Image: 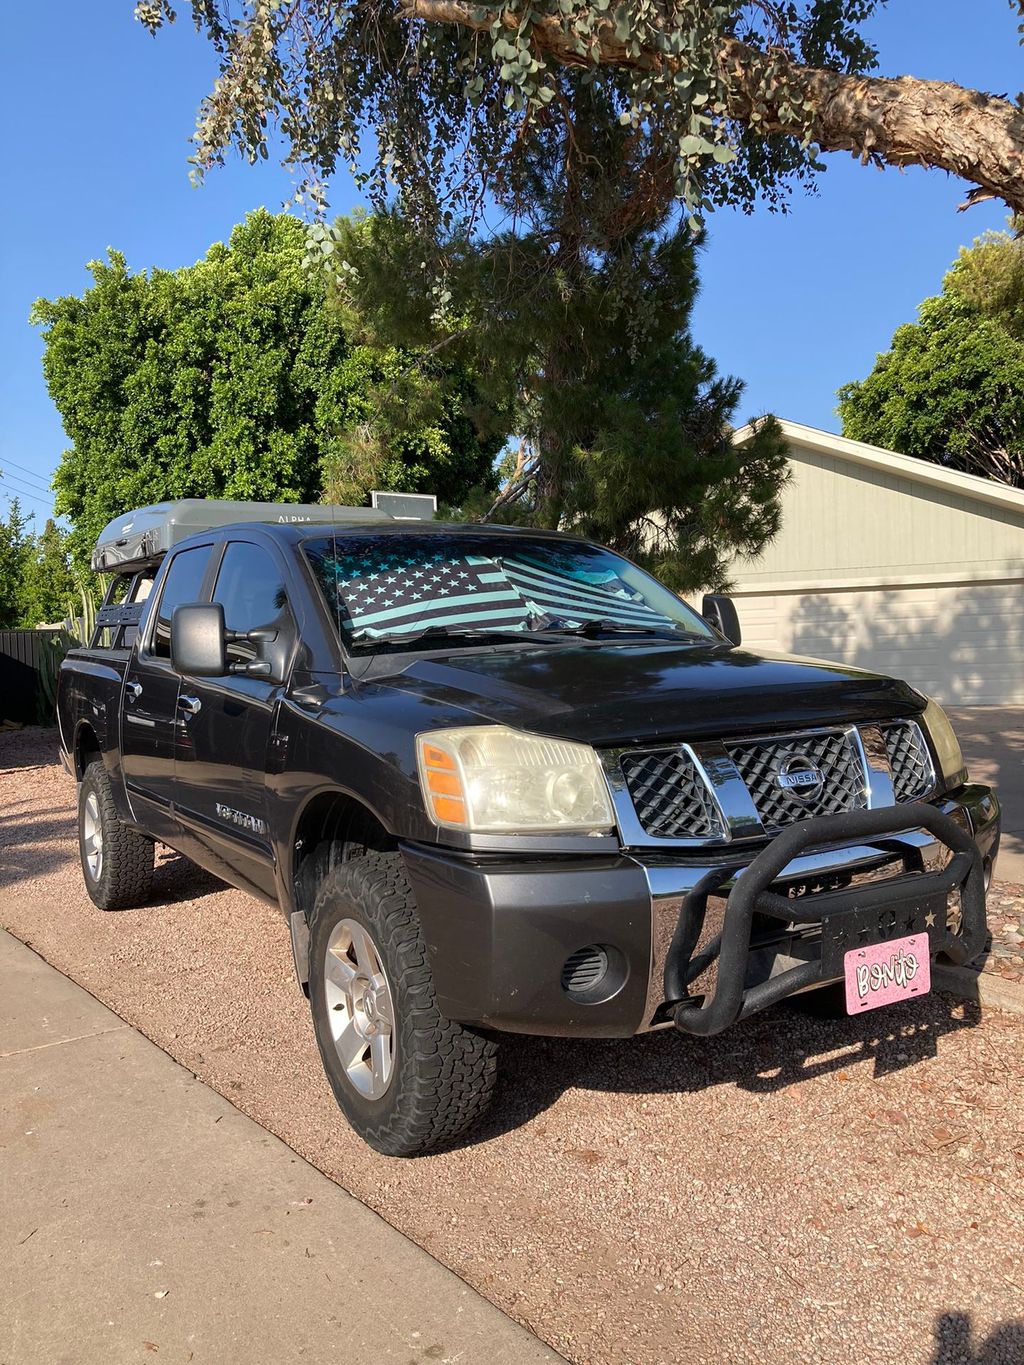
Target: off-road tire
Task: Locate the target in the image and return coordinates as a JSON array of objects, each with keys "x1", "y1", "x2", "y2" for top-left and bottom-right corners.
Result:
[
  {"x1": 78, "y1": 760, "x2": 154, "y2": 910},
  {"x1": 308, "y1": 851, "x2": 498, "y2": 1157}
]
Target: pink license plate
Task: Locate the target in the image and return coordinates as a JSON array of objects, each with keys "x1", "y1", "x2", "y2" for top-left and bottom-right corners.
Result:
[{"x1": 844, "y1": 932, "x2": 931, "y2": 1014}]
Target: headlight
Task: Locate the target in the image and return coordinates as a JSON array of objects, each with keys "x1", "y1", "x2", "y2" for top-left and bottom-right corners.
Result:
[
  {"x1": 417, "y1": 726, "x2": 615, "y2": 833},
  {"x1": 921, "y1": 698, "x2": 968, "y2": 789}
]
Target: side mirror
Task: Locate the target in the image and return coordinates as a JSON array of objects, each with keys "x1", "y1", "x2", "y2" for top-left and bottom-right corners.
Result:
[
  {"x1": 702, "y1": 593, "x2": 742, "y2": 647},
  {"x1": 171, "y1": 603, "x2": 227, "y2": 676}
]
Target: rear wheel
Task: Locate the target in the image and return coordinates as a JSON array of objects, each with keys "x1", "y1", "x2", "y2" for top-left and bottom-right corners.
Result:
[
  {"x1": 78, "y1": 760, "x2": 154, "y2": 910},
  {"x1": 308, "y1": 851, "x2": 498, "y2": 1156}
]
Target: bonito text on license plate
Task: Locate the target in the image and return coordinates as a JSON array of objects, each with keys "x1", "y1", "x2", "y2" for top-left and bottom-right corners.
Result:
[{"x1": 844, "y1": 932, "x2": 931, "y2": 1014}]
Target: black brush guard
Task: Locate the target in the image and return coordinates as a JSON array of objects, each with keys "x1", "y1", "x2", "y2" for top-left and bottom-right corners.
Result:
[{"x1": 668, "y1": 803, "x2": 986, "y2": 1037}]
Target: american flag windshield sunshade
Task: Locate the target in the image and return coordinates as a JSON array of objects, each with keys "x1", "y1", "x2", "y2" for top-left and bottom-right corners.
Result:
[
  {"x1": 500, "y1": 556, "x2": 667, "y2": 630},
  {"x1": 327, "y1": 548, "x2": 531, "y2": 640},
  {"x1": 304, "y1": 537, "x2": 678, "y2": 644}
]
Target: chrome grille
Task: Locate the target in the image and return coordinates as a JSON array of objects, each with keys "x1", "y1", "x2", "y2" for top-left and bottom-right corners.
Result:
[
  {"x1": 621, "y1": 749, "x2": 725, "y2": 841},
  {"x1": 618, "y1": 720, "x2": 937, "y2": 844},
  {"x1": 726, "y1": 730, "x2": 867, "y2": 831},
  {"x1": 880, "y1": 720, "x2": 934, "y2": 802}
]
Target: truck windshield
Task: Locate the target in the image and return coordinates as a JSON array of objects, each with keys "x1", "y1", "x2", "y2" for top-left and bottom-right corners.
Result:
[{"x1": 304, "y1": 532, "x2": 717, "y2": 653}]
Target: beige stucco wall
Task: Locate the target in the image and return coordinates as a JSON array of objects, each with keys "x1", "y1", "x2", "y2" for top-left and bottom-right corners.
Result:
[
  {"x1": 731, "y1": 439, "x2": 1024, "y2": 591},
  {"x1": 721, "y1": 426, "x2": 1024, "y2": 704}
]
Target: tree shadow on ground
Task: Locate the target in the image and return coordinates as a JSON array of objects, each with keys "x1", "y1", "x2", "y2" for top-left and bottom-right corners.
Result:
[
  {"x1": 463, "y1": 992, "x2": 982, "y2": 1148},
  {"x1": 931, "y1": 1311, "x2": 1024, "y2": 1364},
  {"x1": 0, "y1": 809, "x2": 79, "y2": 891},
  {"x1": 0, "y1": 804, "x2": 226, "y2": 907},
  {"x1": 0, "y1": 726, "x2": 62, "y2": 772}
]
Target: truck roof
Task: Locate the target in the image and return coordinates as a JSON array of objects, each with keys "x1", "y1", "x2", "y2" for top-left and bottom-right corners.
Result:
[{"x1": 91, "y1": 499, "x2": 394, "y2": 573}]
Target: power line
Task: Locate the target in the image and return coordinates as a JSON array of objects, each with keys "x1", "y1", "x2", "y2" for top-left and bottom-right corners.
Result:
[
  {"x1": 0, "y1": 469, "x2": 53, "y2": 498},
  {"x1": 0, "y1": 475, "x2": 54, "y2": 507},
  {"x1": 0, "y1": 456, "x2": 53, "y2": 493},
  {"x1": 0, "y1": 475, "x2": 56, "y2": 512}
]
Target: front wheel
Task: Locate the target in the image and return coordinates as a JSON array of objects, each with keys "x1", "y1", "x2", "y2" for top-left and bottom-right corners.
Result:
[{"x1": 308, "y1": 852, "x2": 498, "y2": 1157}]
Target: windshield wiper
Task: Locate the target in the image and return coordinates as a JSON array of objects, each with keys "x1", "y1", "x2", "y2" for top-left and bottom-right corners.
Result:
[
  {"x1": 353, "y1": 624, "x2": 561, "y2": 648},
  {"x1": 540, "y1": 619, "x2": 703, "y2": 640}
]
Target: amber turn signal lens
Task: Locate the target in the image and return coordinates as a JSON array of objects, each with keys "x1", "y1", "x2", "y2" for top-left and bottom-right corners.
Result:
[
  {"x1": 426, "y1": 770, "x2": 462, "y2": 796},
  {"x1": 419, "y1": 737, "x2": 468, "y2": 825},
  {"x1": 430, "y1": 795, "x2": 466, "y2": 824}
]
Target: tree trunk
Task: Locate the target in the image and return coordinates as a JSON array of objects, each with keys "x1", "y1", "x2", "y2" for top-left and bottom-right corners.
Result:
[{"x1": 398, "y1": 0, "x2": 1024, "y2": 217}]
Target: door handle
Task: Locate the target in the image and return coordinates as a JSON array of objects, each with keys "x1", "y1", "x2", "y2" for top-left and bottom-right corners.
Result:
[
  {"x1": 125, "y1": 681, "x2": 142, "y2": 703},
  {"x1": 178, "y1": 694, "x2": 202, "y2": 718}
]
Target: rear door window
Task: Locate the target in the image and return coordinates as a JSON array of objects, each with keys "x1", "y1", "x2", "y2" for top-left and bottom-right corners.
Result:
[{"x1": 150, "y1": 545, "x2": 214, "y2": 659}]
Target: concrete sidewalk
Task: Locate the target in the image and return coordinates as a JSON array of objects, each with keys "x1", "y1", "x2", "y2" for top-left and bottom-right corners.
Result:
[{"x1": 0, "y1": 930, "x2": 561, "y2": 1365}]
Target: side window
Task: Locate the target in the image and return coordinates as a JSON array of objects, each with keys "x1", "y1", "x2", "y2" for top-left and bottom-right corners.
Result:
[
  {"x1": 150, "y1": 545, "x2": 213, "y2": 659},
  {"x1": 212, "y1": 541, "x2": 290, "y2": 664}
]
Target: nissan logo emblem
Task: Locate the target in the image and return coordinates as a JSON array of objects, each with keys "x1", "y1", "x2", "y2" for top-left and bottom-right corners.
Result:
[{"x1": 775, "y1": 755, "x2": 825, "y2": 801}]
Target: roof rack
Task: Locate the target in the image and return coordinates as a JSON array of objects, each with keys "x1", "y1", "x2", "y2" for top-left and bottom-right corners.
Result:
[{"x1": 91, "y1": 499, "x2": 395, "y2": 573}]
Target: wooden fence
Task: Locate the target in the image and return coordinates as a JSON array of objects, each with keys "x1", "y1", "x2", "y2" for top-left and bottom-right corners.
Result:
[{"x1": 0, "y1": 629, "x2": 64, "y2": 725}]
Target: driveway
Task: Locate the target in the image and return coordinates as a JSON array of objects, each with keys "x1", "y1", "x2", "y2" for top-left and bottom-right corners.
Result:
[
  {"x1": 3, "y1": 726, "x2": 1024, "y2": 1365},
  {"x1": 948, "y1": 707, "x2": 1024, "y2": 882}
]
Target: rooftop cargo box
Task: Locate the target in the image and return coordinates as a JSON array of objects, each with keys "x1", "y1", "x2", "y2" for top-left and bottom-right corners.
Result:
[{"x1": 91, "y1": 499, "x2": 395, "y2": 573}]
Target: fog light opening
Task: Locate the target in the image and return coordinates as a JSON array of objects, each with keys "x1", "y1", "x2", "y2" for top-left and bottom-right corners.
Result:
[{"x1": 561, "y1": 944, "x2": 627, "y2": 1004}]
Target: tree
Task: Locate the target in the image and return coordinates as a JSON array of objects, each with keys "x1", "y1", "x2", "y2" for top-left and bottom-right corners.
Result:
[
  {"x1": 838, "y1": 229, "x2": 1024, "y2": 488},
  {"x1": 138, "y1": 2, "x2": 1024, "y2": 229},
  {"x1": 133, "y1": 2, "x2": 1024, "y2": 585},
  {"x1": 945, "y1": 226, "x2": 1024, "y2": 339},
  {"x1": 0, "y1": 499, "x2": 31, "y2": 630},
  {"x1": 337, "y1": 188, "x2": 787, "y2": 589},
  {"x1": 0, "y1": 502, "x2": 78, "y2": 629},
  {"x1": 31, "y1": 211, "x2": 503, "y2": 568},
  {"x1": 18, "y1": 520, "x2": 78, "y2": 627}
]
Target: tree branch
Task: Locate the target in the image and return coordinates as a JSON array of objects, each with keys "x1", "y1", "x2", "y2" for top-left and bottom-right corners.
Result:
[
  {"x1": 480, "y1": 446, "x2": 540, "y2": 521},
  {"x1": 398, "y1": 0, "x2": 1024, "y2": 216}
]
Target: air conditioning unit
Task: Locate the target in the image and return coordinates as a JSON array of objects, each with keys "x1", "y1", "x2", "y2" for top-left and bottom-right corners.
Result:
[{"x1": 370, "y1": 491, "x2": 437, "y2": 520}]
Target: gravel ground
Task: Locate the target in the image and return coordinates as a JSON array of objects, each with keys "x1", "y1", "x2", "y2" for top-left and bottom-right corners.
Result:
[
  {"x1": 983, "y1": 885, "x2": 1024, "y2": 983},
  {"x1": 3, "y1": 726, "x2": 1024, "y2": 1365}
]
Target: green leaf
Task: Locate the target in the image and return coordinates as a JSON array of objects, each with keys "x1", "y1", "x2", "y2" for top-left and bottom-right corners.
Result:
[{"x1": 677, "y1": 134, "x2": 708, "y2": 156}]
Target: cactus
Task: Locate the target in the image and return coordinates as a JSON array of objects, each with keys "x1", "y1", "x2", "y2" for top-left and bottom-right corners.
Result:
[
  {"x1": 35, "y1": 629, "x2": 71, "y2": 725},
  {"x1": 35, "y1": 580, "x2": 101, "y2": 724},
  {"x1": 62, "y1": 579, "x2": 99, "y2": 646}
]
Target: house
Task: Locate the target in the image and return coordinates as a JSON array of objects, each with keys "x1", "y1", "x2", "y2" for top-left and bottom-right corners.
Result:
[{"x1": 727, "y1": 419, "x2": 1024, "y2": 706}]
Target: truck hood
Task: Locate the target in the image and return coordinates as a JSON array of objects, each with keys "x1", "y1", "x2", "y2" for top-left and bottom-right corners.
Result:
[{"x1": 379, "y1": 640, "x2": 926, "y2": 747}]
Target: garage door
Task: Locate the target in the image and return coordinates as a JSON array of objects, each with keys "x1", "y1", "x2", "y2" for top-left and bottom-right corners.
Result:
[{"x1": 731, "y1": 579, "x2": 1024, "y2": 706}]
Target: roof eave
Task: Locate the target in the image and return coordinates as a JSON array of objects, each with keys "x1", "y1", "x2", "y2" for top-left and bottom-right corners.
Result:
[{"x1": 734, "y1": 418, "x2": 1024, "y2": 516}]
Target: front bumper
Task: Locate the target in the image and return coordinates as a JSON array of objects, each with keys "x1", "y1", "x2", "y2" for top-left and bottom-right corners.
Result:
[{"x1": 401, "y1": 783, "x2": 1000, "y2": 1038}]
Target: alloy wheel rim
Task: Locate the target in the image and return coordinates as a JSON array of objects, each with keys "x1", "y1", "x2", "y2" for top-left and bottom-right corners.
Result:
[
  {"x1": 82, "y1": 791, "x2": 103, "y2": 881},
  {"x1": 323, "y1": 918, "x2": 396, "y2": 1100}
]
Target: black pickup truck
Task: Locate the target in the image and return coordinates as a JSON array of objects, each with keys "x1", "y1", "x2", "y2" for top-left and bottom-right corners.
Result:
[{"x1": 58, "y1": 499, "x2": 1000, "y2": 1155}]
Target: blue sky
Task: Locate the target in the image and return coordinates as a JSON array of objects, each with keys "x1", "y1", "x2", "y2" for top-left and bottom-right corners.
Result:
[{"x1": 1, "y1": 1, "x2": 1020, "y2": 524}]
